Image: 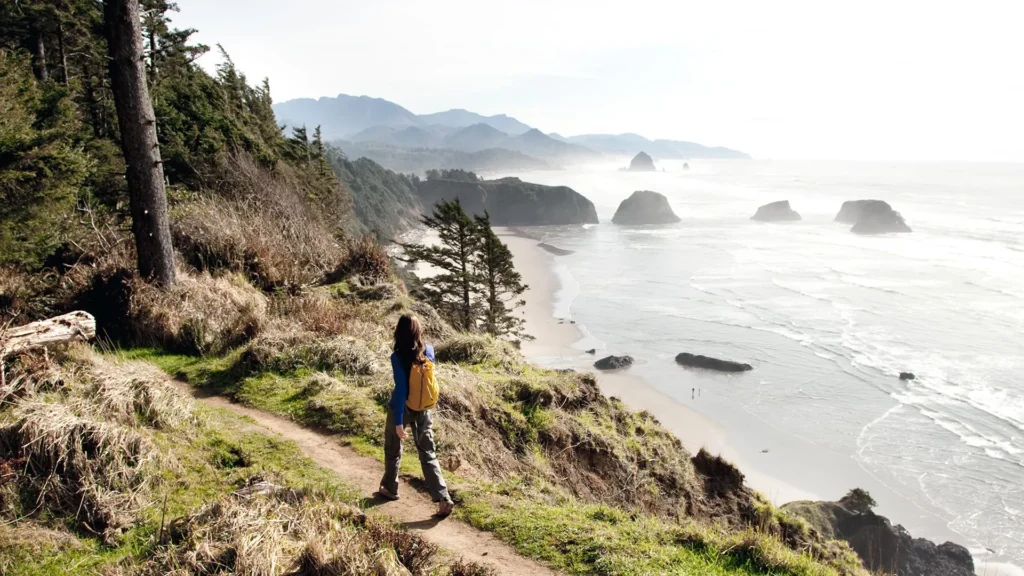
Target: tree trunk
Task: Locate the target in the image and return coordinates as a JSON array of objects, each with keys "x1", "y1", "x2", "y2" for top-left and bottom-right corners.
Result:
[
  {"x1": 1, "y1": 312, "x2": 96, "y2": 358},
  {"x1": 104, "y1": 0, "x2": 175, "y2": 287},
  {"x1": 30, "y1": 22, "x2": 48, "y2": 82},
  {"x1": 57, "y1": 20, "x2": 69, "y2": 85}
]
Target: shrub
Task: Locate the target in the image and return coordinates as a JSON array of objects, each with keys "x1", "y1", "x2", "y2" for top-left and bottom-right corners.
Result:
[
  {"x1": 129, "y1": 272, "x2": 268, "y2": 355},
  {"x1": 435, "y1": 334, "x2": 520, "y2": 368},
  {"x1": 242, "y1": 326, "x2": 381, "y2": 376},
  {"x1": 328, "y1": 234, "x2": 393, "y2": 285}
]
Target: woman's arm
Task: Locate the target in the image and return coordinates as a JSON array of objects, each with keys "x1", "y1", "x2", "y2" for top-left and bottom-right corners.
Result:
[{"x1": 389, "y1": 353, "x2": 409, "y2": 425}]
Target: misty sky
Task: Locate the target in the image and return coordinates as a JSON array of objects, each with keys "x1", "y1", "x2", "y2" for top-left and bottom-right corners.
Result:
[{"x1": 172, "y1": 0, "x2": 1024, "y2": 162}]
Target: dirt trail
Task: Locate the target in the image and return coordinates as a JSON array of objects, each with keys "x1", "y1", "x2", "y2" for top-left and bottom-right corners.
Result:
[{"x1": 185, "y1": 388, "x2": 560, "y2": 576}]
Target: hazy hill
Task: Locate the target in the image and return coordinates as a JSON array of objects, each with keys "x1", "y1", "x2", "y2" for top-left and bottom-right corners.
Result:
[
  {"x1": 419, "y1": 108, "x2": 533, "y2": 134},
  {"x1": 273, "y1": 94, "x2": 535, "y2": 139},
  {"x1": 273, "y1": 94, "x2": 420, "y2": 140},
  {"x1": 349, "y1": 125, "x2": 446, "y2": 148},
  {"x1": 509, "y1": 128, "x2": 601, "y2": 164},
  {"x1": 442, "y1": 123, "x2": 510, "y2": 151}
]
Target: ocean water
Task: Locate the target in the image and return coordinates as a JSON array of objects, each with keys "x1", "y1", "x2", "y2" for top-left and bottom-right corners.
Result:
[{"x1": 497, "y1": 160, "x2": 1024, "y2": 571}]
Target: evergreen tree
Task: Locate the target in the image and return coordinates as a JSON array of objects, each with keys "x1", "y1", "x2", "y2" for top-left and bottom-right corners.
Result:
[
  {"x1": 313, "y1": 125, "x2": 327, "y2": 176},
  {"x1": 400, "y1": 199, "x2": 479, "y2": 330},
  {"x1": 473, "y1": 212, "x2": 530, "y2": 341}
]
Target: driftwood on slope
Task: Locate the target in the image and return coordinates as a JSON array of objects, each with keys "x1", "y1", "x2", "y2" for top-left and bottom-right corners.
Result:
[{"x1": 1, "y1": 311, "x2": 97, "y2": 358}]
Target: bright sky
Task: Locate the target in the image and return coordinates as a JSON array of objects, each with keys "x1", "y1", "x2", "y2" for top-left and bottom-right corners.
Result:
[{"x1": 172, "y1": 0, "x2": 1024, "y2": 161}]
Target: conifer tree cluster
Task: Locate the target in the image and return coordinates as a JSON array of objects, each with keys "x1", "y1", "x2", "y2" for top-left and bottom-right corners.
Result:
[{"x1": 401, "y1": 199, "x2": 530, "y2": 342}]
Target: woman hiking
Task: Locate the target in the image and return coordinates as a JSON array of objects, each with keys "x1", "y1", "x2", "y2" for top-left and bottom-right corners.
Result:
[{"x1": 378, "y1": 314, "x2": 454, "y2": 517}]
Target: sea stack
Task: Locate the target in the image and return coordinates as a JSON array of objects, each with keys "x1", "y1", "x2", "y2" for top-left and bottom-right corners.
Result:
[
  {"x1": 836, "y1": 200, "x2": 911, "y2": 234},
  {"x1": 628, "y1": 151, "x2": 656, "y2": 172},
  {"x1": 612, "y1": 190, "x2": 681, "y2": 225},
  {"x1": 675, "y1": 353, "x2": 753, "y2": 372},
  {"x1": 751, "y1": 200, "x2": 802, "y2": 222}
]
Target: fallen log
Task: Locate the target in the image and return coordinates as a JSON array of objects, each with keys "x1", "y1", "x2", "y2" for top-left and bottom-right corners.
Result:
[{"x1": 1, "y1": 311, "x2": 97, "y2": 358}]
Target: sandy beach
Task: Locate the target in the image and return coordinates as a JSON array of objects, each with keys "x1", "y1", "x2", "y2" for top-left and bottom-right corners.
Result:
[{"x1": 495, "y1": 227, "x2": 816, "y2": 504}]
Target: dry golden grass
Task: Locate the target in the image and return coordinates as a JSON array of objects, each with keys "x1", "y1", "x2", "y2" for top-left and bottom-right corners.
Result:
[
  {"x1": 3, "y1": 399, "x2": 152, "y2": 542},
  {"x1": 241, "y1": 323, "x2": 382, "y2": 376},
  {"x1": 127, "y1": 272, "x2": 269, "y2": 356},
  {"x1": 173, "y1": 197, "x2": 345, "y2": 292}
]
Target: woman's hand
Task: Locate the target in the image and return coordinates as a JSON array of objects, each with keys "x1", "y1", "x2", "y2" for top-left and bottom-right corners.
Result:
[{"x1": 396, "y1": 425, "x2": 408, "y2": 440}]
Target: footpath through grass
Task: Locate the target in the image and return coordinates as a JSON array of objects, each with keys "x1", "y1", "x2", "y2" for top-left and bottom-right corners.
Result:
[{"x1": 129, "y1": 347, "x2": 857, "y2": 576}]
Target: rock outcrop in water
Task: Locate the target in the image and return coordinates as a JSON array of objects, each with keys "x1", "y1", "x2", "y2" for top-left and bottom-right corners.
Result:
[
  {"x1": 675, "y1": 353, "x2": 753, "y2": 372},
  {"x1": 752, "y1": 200, "x2": 801, "y2": 222},
  {"x1": 612, "y1": 190, "x2": 681, "y2": 225},
  {"x1": 782, "y1": 489, "x2": 975, "y2": 576},
  {"x1": 835, "y1": 200, "x2": 912, "y2": 234},
  {"x1": 628, "y1": 151, "x2": 656, "y2": 172},
  {"x1": 899, "y1": 372, "x2": 915, "y2": 380},
  {"x1": 417, "y1": 176, "x2": 599, "y2": 226},
  {"x1": 594, "y1": 355, "x2": 634, "y2": 370}
]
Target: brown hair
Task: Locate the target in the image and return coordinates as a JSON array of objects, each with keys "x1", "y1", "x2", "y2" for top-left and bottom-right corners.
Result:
[{"x1": 393, "y1": 314, "x2": 426, "y2": 369}]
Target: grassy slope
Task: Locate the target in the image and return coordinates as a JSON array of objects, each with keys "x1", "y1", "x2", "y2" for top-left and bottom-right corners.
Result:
[
  {"x1": 129, "y1": 337, "x2": 861, "y2": 576},
  {"x1": 0, "y1": 349, "x2": 482, "y2": 576}
]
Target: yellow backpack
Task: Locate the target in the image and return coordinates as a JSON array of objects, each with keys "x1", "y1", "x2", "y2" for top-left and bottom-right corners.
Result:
[{"x1": 406, "y1": 359, "x2": 439, "y2": 411}]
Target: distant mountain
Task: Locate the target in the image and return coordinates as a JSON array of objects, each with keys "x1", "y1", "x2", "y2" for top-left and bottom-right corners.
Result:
[
  {"x1": 274, "y1": 95, "x2": 419, "y2": 140},
  {"x1": 274, "y1": 94, "x2": 750, "y2": 164},
  {"x1": 567, "y1": 133, "x2": 750, "y2": 159},
  {"x1": 349, "y1": 125, "x2": 447, "y2": 148},
  {"x1": 273, "y1": 95, "x2": 534, "y2": 139},
  {"x1": 418, "y1": 109, "x2": 532, "y2": 135},
  {"x1": 507, "y1": 129, "x2": 600, "y2": 164},
  {"x1": 442, "y1": 123, "x2": 510, "y2": 151}
]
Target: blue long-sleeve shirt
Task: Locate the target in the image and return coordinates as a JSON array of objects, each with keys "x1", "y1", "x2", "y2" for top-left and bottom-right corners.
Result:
[{"x1": 389, "y1": 344, "x2": 434, "y2": 425}]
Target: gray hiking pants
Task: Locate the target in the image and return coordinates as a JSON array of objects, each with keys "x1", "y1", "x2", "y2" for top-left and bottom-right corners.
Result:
[{"x1": 380, "y1": 407, "x2": 452, "y2": 504}]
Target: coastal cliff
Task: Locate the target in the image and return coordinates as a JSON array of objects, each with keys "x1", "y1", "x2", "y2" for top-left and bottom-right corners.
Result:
[
  {"x1": 417, "y1": 175, "x2": 599, "y2": 226},
  {"x1": 783, "y1": 490, "x2": 975, "y2": 576}
]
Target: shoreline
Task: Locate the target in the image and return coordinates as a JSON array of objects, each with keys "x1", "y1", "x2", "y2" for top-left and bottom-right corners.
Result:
[
  {"x1": 497, "y1": 226, "x2": 1024, "y2": 576},
  {"x1": 495, "y1": 227, "x2": 816, "y2": 504}
]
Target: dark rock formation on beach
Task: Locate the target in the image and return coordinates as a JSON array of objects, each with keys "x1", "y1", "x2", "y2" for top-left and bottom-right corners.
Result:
[
  {"x1": 417, "y1": 176, "x2": 599, "y2": 226},
  {"x1": 836, "y1": 200, "x2": 912, "y2": 234},
  {"x1": 752, "y1": 200, "x2": 802, "y2": 222},
  {"x1": 675, "y1": 353, "x2": 752, "y2": 372},
  {"x1": 783, "y1": 490, "x2": 975, "y2": 576},
  {"x1": 628, "y1": 151, "x2": 656, "y2": 172},
  {"x1": 594, "y1": 355, "x2": 634, "y2": 370},
  {"x1": 612, "y1": 190, "x2": 681, "y2": 225},
  {"x1": 586, "y1": 349, "x2": 596, "y2": 355},
  {"x1": 900, "y1": 372, "x2": 916, "y2": 380}
]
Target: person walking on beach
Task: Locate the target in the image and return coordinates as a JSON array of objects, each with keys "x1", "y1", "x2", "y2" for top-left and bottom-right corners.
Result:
[{"x1": 378, "y1": 314, "x2": 454, "y2": 517}]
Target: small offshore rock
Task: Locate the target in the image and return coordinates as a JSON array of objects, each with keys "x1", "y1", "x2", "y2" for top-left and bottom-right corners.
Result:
[
  {"x1": 675, "y1": 352, "x2": 753, "y2": 372},
  {"x1": 594, "y1": 355, "x2": 634, "y2": 370}
]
